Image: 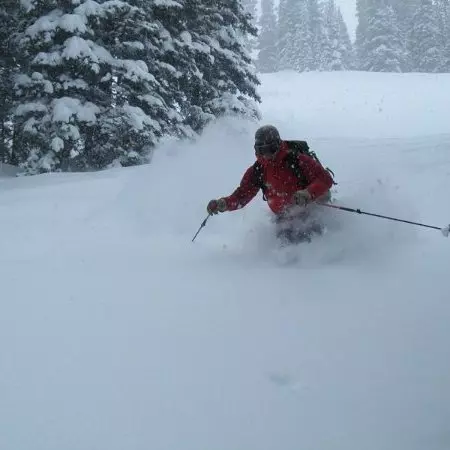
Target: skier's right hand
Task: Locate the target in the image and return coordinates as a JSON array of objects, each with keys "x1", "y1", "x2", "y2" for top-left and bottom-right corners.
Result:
[{"x1": 207, "y1": 198, "x2": 228, "y2": 215}]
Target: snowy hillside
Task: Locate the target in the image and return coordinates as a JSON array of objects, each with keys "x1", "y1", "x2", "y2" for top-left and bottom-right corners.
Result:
[{"x1": 1, "y1": 71, "x2": 449, "y2": 450}]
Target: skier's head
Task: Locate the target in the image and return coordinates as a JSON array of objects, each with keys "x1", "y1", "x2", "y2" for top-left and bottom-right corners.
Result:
[{"x1": 254, "y1": 125, "x2": 281, "y2": 159}]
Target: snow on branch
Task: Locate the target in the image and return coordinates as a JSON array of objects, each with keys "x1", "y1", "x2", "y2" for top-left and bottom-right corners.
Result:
[
  {"x1": 62, "y1": 37, "x2": 113, "y2": 64},
  {"x1": 123, "y1": 104, "x2": 161, "y2": 132},
  {"x1": 154, "y1": 0, "x2": 183, "y2": 8},
  {"x1": 26, "y1": 10, "x2": 88, "y2": 38},
  {"x1": 52, "y1": 97, "x2": 100, "y2": 124},
  {"x1": 117, "y1": 60, "x2": 157, "y2": 83}
]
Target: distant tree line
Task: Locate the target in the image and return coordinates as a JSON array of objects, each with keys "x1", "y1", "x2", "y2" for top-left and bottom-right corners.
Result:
[
  {"x1": 255, "y1": 0, "x2": 450, "y2": 74},
  {"x1": 255, "y1": 0, "x2": 353, "y2": 73},
  {"x1": 356, "y1": 0, "x2": 450, "y2": 72}
]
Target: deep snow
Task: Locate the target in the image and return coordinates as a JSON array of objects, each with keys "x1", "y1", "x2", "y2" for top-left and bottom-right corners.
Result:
[{"x1": 0, "y1": 71, "x2": 449, "y2": 450}]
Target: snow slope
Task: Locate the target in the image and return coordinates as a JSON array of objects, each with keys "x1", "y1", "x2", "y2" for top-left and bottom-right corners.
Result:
[{"x1": 1, "y1": 71, "x2": 449, "y2": 450}]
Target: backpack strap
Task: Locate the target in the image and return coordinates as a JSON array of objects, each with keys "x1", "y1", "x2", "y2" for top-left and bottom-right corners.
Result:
[{"x1": 284, "y1": 152, "x2": 309, "y2": 189}]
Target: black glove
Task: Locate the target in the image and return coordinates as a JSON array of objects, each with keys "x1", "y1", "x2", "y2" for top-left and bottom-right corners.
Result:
[{"x1": 207, "y1": 198, "x2": 228, "y2": 215}]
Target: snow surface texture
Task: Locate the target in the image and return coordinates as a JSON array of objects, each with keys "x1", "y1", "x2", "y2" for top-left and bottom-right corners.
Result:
[{"x1": 1, "y1": 71, "x2": 449, "y2": 450}]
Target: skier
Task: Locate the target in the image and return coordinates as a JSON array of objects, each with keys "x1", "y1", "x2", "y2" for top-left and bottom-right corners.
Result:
[{"x1": 206, "y1": 125, "x2": 334, "y2": 243}]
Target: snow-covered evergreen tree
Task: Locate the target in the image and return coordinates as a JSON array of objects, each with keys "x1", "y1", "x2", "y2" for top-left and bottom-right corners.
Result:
[
  {"x1": 277, "y1": 0, "x2": 294, "y2": 70},
  {"x1": 13, "y1": 0, "x2": 186, "y2": 173},
  {"x1": 241, "y1": 0, "x2": 259, "y2": 54},
  {"x1": 0, "y1": 0, "x2": 19, "y2": 164},
  {"x1": 390, "y1": 0, "x2": 422, "y2": 24},
  {"x1": 322, "y1": 0, "x2": 353, "y2": 70},
  {"x1": 390, "y1": 0, "x2": 421, "y2": 70},
  {"x1": 356, "y1": 0, "x2": 426, "y2": 72},
  {"x1": 277, "y1": 0, "x2": 353, "y2": 72},
  {"x1": 361, "y1": 1, "x2": 405, "y2": 72},
  {"x1": 407, "y1": 0, "x2": 443, "y2": 72},
  {"x1": 307, "y1": 0, "x2": 328, "y2": 70},
  {"x1": 435, "y1": 0, "x2": 450, "y2": 71},
  {"x1": 180, "y1": 0, "x2": 261, "y2": 132},
  {"x1": 149, "y1": 1, "x2": 205, "y2": 139},
  {"x1": 277, "y1": 0, "x2": 311, "y2": 71},
  {"x1": 10, "y1": 0, "x2": 260, "y2": 174},
  {"x1": 94, "y1": 0, "x2": 191, "y2": 165},
  {"x1": 257, "y1": 0, "x2": 278, "y2": 73},
  {"x1": 355, "y1": 0, "x2": 369, "y2": 68}
]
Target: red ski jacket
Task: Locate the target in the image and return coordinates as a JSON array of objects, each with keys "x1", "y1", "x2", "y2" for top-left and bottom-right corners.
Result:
[{"x1": 224, "y1": 141, "x2": 333, "y2": 215}]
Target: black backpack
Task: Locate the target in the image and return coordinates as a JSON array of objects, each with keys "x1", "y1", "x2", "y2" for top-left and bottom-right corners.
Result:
[{"x1": 252, "y1": 140, "x2": 336, "y2": 201}]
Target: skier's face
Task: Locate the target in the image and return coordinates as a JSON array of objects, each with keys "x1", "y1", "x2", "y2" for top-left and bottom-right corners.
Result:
[
  {"x1": 254, "y1": 142, "x2": 279, "y2": 160},
  {"x1": 261, "y1": 151, "x2": 277, "y2": 161}
]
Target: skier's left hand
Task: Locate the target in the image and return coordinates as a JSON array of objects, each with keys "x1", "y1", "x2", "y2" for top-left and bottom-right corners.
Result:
[{"x1": 293, "y1": 189, "x2": 312, "y2": 207}]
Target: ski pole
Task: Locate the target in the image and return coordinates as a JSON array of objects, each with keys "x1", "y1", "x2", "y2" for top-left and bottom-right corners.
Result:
[
  {"x1": 319, "y1": 203, "x2": 450, "y2": 237},
  {"x1": 192, "y1": 214, "x2": 211, "y2": 242}
]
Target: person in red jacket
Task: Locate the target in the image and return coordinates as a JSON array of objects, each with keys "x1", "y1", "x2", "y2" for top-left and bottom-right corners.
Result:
[{"x1": 207, "y1": 125, "x2": 334, "y2": 243}]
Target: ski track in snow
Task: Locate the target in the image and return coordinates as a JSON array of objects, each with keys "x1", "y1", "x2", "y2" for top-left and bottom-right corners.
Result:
[{"x1": 0, "y1": 71, "x2": 450, "y2": 450}]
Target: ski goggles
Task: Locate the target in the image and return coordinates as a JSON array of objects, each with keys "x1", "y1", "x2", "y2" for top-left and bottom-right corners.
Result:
[{"x1": 254, "y1": 141, "x2": 279, "y2": 156}]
